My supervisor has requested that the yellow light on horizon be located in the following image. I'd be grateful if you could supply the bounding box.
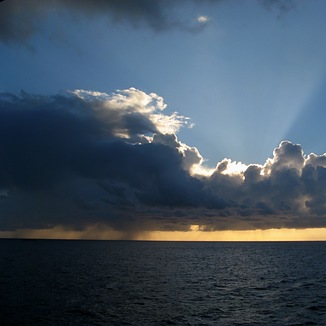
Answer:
[0,226,326,241]
[145,228,326,241]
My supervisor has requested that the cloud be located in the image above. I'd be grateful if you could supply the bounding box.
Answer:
[0,88,221,233]
[0,0,296,45]
[0,0,208,44]
[197,15,210,24]
[1,88,326,236]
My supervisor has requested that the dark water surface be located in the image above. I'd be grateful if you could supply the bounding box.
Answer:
[1,240,326,325]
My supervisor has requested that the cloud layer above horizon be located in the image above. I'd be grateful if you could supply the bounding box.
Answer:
[1,88,326,235]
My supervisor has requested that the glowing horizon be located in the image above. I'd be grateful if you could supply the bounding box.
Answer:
[1,226,326,242]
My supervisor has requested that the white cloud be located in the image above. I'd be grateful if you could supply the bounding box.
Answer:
[197,15,209,24]
[72,87,191,137]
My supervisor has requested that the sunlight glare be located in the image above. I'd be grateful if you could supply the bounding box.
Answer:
[1,226,326,242]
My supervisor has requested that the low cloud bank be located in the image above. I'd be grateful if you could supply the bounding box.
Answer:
[0,88,326,234]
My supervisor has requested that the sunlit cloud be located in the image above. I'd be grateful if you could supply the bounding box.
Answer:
[72,87,191,136]
[1,89,326,239]
[196,15,210,24]
[215,159,248,177]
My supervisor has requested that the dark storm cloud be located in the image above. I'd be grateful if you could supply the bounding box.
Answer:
[0,89,227,232]
[1,89,326,234]
[0,89,178,192]
[0,0,296,44]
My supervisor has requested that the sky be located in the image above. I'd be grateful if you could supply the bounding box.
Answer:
[1,0,326,240]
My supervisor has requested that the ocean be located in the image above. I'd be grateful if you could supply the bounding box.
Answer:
[1,239,326,325]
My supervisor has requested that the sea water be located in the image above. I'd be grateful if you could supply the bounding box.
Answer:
[1,239,326,325]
